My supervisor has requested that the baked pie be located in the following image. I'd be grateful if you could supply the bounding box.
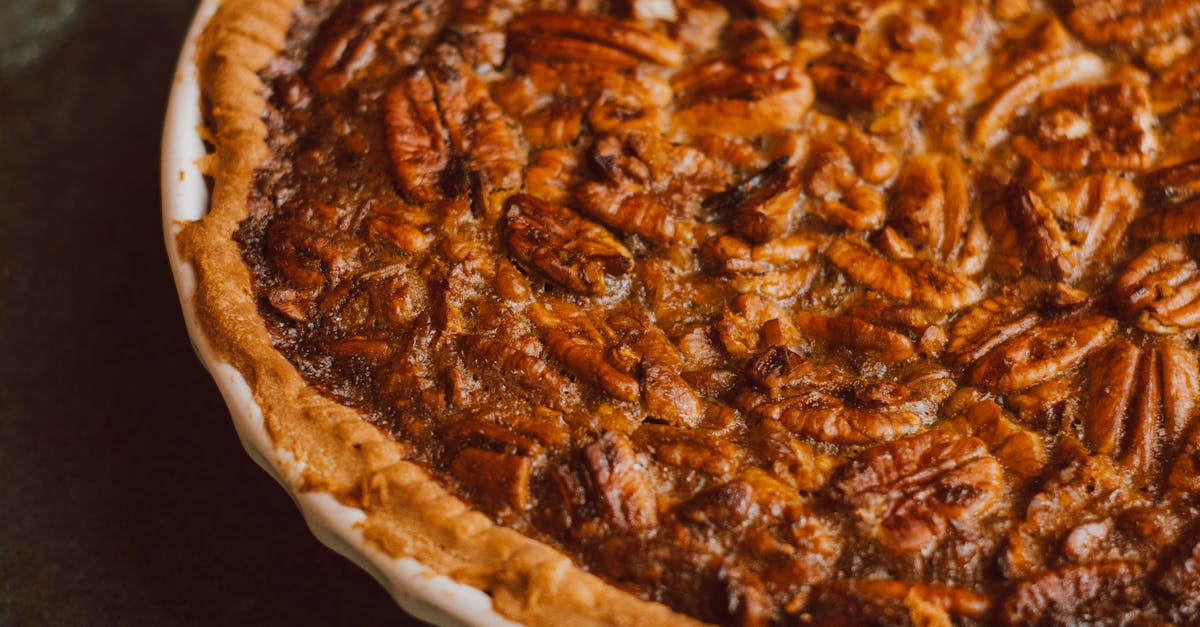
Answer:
[180,0,1200,624]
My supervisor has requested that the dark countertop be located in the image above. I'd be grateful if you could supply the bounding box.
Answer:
[0,1,423,624]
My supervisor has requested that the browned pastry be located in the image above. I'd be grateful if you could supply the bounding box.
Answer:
[181,0,1200,624]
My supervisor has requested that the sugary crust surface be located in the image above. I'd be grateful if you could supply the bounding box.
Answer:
[176,1,707,624]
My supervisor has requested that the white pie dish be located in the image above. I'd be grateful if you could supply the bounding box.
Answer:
[160,2,519,625]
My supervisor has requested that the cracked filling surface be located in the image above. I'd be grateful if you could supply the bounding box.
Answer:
[237,0,1200,624]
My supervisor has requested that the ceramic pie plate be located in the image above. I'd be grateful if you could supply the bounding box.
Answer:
[161,2,520,625]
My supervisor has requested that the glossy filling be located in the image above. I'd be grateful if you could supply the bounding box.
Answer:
[238,0,1200,624]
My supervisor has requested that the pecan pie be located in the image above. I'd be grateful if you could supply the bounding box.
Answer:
[180,0,1200,624]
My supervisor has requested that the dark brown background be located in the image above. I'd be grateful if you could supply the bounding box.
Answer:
[0,1,423,624]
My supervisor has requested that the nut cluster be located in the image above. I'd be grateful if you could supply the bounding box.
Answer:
[245,0,1200,624]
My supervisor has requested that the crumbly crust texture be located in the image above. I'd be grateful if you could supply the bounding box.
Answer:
[178,1,706,625]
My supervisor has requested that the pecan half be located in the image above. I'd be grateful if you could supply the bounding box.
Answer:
[546,328,640,402]
[704,233,821,299]
[750,386,924,445]
[1111,242,1200,333]
[504,193,633,295]
[748,367,946,446]
[1060,174,1140,279]
[428,65,524,193]
[632,325,704,427]
[444,416,545,456]
[575,431,659,531]
[710,158,804,244]
[1146,157,1200,205]
[807,50,900,111]
[889,154,980,269]
[1001,175,1142,285]
[376,318,444,411]
[987,15,1075,91]
[1058,505,1185,566]
[385,69,449,203]
[1001,440,1145,577]
[750,418,837,491]
[460,334,570,397]
[634,423,746,478]
[940,400,1047,479]
[518,99,586,148]
[844,299,949,357]
[445,418,544,512]
[826,236,912,297]
[1142,159,1200,239]
[744,345,810,395]
[974,52,1107,150]
[508,11,683,68]
[1168,421,1200,495]
[1000,562,1149,627]
[1064,0,1200,47]
[1012,82,1156,172]
[1004,182,1076,279]
[636,258,730,334]
[385,65,523,202]
[829,431,1003,553]
[435,0,516,68]
[576,132,728,245]
[364,214,430,255]
[307,2,419,94]
[678,469,840,590]
[524,149,579,204]
[805,145,887,232]
[826,237,982,312]
[794,313,916,364]
[450,447,534,512]
[1153,46,1200,113]
[264,216,358,290]
[944,286,1045,367]
[965,315,1115,394]
[716,293,802,358]
[804,115,899,232]
[323,336,392,359]
[531,300,641,402]
[1084,339,1200,483]
[674,54,814,137]
[266,288,311,322]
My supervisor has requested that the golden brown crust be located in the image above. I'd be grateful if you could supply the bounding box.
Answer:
[176,1,708,624]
